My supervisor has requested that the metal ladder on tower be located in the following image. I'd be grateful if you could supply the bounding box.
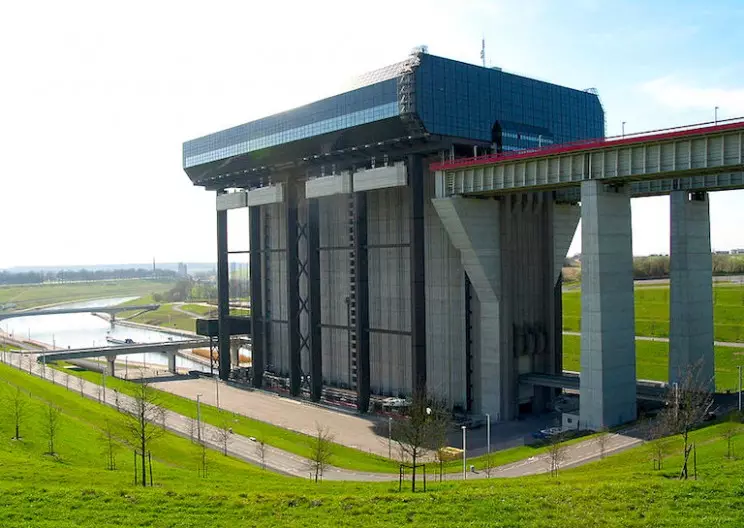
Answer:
[347,194,358,390]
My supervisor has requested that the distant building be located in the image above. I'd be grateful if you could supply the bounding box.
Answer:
[731,249,744,255]
[177,262,189,277]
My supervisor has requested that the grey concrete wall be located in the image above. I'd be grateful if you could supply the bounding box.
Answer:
[432,193,558,419]
[318,193,352,387]
[579,180,636,430]
[367,186,411,396]
[669,191,714,389]
[424,165,466,408]
[264,201,288,375]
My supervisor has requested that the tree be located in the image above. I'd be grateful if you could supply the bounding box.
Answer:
[547,433,568,477]
[648,420,670,471]
[122,379,164,487]
[307,423,334,483]
[720,412,741,460]
[45,402,62,456]
[212,413,232,456]
[391,392,451,492]
[10,386,27,440]
[255,437,267,470]
[663,361,714,480]
[101,419,118,470]
[595,427,610,460]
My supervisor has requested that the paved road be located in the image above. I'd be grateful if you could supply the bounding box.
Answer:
[0,351,645,482]
[563,331,744,348]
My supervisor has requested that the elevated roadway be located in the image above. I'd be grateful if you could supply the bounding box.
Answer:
[519,372,667,402]
[0,304,160,321]
[37,339,212,375]
[432,117,744,197]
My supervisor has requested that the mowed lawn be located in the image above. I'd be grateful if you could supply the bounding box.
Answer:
[3,362,744,526]
[564,283,744,342]
[562,334,743,392]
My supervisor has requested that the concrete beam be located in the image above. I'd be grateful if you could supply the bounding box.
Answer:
[579,180,637,430]
[669,191,715,389]
[106,356,116,377]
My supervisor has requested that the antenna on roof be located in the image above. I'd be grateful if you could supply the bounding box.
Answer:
[480,38,486,67]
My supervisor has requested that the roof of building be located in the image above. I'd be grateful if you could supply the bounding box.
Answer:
[183,52,604,189]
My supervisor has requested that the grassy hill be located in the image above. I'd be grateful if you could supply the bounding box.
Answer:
[3,362,744,526]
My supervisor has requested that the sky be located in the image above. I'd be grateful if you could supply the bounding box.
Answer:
[1,0,743,268]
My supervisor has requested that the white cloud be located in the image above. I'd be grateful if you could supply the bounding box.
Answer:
[641,77,744,115]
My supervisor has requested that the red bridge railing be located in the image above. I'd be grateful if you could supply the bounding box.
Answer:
[430,116,744,172]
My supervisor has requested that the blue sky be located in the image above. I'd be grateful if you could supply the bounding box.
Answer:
[1,0,743,267]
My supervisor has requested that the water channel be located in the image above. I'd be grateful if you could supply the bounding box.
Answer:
[0,297,209,372]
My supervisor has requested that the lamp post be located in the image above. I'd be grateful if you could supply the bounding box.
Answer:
[715,106,719,125]
[461,425,467,480]
[738,365,742,412]
[196,394,203,444]
[485,413,491,478]
[621,121,626,138]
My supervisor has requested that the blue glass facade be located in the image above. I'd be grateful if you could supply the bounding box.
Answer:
[183,53,604,177]
[184,79,399,168]
[415,54,604,150]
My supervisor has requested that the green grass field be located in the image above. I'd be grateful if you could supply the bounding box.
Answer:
[2,362,744,526]
[181,303,215,316]
[564,283,744,342]
[0,279,174,311]
[117,296,197,333]
[563,334,744,392]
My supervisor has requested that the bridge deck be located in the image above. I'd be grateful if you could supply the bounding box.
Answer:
[37,339,212,362]
[0,305,160,321]
[432,117,744,197]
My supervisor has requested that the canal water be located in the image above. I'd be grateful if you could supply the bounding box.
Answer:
[0,297,208,371]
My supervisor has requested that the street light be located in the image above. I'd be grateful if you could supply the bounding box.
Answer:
[215,377,220,410]
[196,394,203,444]
[621,121,626,138]
[485,413,491,478]
[715,106,719,125]
[461,425,467,481]
[738,365,742,412]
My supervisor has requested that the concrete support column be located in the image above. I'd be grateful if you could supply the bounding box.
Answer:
[249,206,264,389]
[167,351,176,374]
[669,191,714,389]
[354,191,371,412]
[308,198,323,402]
[216,199,231,381]
[285,180,302,396]
[579,180,636,430]
[106,356,116,377]
[409,155,427,397]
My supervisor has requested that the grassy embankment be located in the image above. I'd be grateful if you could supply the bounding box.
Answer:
[115,295,197,333]
[0,279,174,311]
[47,361,573,474]
[2,361,744,526]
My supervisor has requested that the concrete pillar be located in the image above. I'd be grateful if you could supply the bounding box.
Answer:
[669,191,714,389]
[432,196,502,418]
[106,356,116,377]
[579,180,637,430]
[167,351,177,374]
[230,339,239,367]
[216,197,231,381]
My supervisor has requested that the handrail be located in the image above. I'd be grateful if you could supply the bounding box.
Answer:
[431,116,744,171]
